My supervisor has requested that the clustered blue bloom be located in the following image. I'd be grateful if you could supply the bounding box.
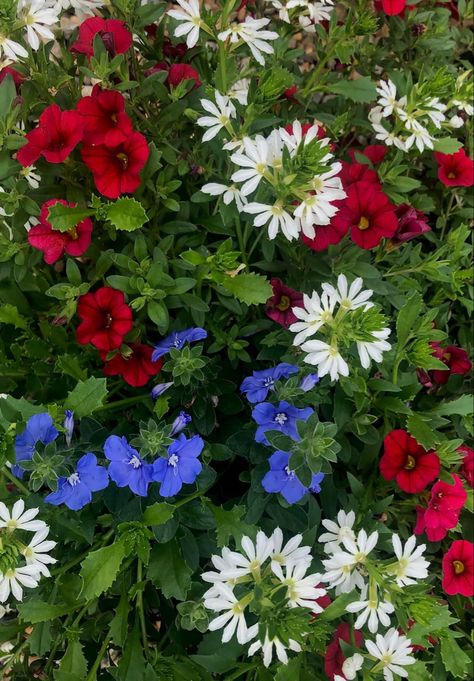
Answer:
[252,401,313,445]
[13,412,59,478]
[153,434,204,497]
[45,453,109,511]
[262,451,324,504]
[240,363,299,403]
[151,327,207,361]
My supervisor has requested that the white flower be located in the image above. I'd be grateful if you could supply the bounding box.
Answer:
[376,80,400,117]
[279,119,322,155]
[275,561,326,610]
[197,92,236,142]
[322,275,373,311]
[21,527,57,577]
[306,1,333,23]
[290,291,336,345]
[0,500,47,533]
[0,35,28,61]
[231,136,270,196]
[424,97,446,128]
[449,114,464,128]
[218,17,278,66]
[299,340,349,381]
[209,532,274,581]
[293,192,339,236]
[17,0,59,51]
[243,201,299,241]
[391,535,429,587]
[341,529,379,565]
[205,583,258,644]
[21,165,41,189]
[227,78,250,106]
[0,564,41,602]
[453,98,473,116]
[319,509,356,553]
[310,163,346,202]
[270,528,312,574]
[201,182,247,211]
[53,0,105,15]
[405,124,434,153]
[340,653,364,680]
[357,328,391,370]
[365,628,415,681]
[248,631,301,667]
[321,552,366,594]
[0,604,11,620]
[346,588,395,633]
[167,0,202,49]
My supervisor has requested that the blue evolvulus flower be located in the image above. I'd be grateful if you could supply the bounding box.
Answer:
[251,401,313,445]
[262,450,324,504]
[151,328,207,361]
[104,435,154,497]
[152,433,204,497]
[45,453,109,511]
[14,413,59,478]
[240,363,299,403]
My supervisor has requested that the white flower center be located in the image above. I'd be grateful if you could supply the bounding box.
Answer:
[67,472,80,486]
[129,455,142,469]
[284,465,295,479]
[6,520,18,530]
[218,114,229,125]
[274,412,288,425]
[168,454,179,468]
[263,377,274,387]
[328,347,339,358]
[255,162,267,175]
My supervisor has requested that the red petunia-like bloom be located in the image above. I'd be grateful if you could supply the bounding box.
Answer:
[442,540,474,597]
[76,85,133,147]
[390,204,431,245]
[348,144,388,166]
[428,342,472,386]
[302,211,349,252]
[331,181,398,249]
[265,278,304,328]
[459,445,474,489]
[324,623,364,680]
[17,104,84,167]
[0,64,25,89]
[414,474,467,542]
[71,17,132,58]
[162,39,188,59]
[76,287,133,351]
[168,63,201,88]
[379,0,407,14]
[434,148,474,187]
[28,199,93,265]
[81,131,149,199]
[380,429,440,494]
[339,160,380,189]
[101,344,164,387]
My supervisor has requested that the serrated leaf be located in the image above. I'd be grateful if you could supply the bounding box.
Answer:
[275,656,301,680]
[440,636,470,678]
[427,395,473,417]
[207,504,256,548]
[396,291,422,349]
[17,600,76,624]
[0,303,28,329]
[79,540,126,600]
[147,540,192,600]
[433,138,463,154]
[407,661,431,681]
[47,203,94,232]
[326,76,377,102]
[406,413,439,450]
[220,273,272,305]
[65,377,107,418]
[143,502,175,526]
[54,640,88,681]
[106,198,148,232]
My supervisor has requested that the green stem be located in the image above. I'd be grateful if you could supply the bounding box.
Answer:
[1,467,29,495]
[137,559,149,660]
[85,637,109,681]
[94,394,151,413]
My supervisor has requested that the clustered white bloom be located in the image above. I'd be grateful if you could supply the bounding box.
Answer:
[197,91,237,142]
[0,0,64,60]
[266,0,334,33]
[0,500,56,603]
[202,527,325,667]
[366,629,416,681]
[218,17,278,66]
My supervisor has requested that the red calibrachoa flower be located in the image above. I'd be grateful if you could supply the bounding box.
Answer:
[101,344,164,387]
[330,181,398,249]
[17,104,84,167]
[376,0,407,14]
[168,63,201,88]
[71,17,132,58]
[302,214,349,251]
[0,64,25,89]
[76,287,133,351]
[28,199,93,265]
[76,85,133,147]
[380,429,440,493]
[442,540,474,597]
[459,445,474,488]
[81,131,149,199]
[429,342,472,386]
[389,204,431,245]
[434,148,474,187]
[324,623,363,680]
[414,474,467,542]
[265,278,303,328]
[339,160,380,189]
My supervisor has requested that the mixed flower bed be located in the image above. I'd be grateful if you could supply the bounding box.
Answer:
[0,0,473,679]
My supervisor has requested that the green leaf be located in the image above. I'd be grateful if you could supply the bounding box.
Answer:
[0,303,28,329]
[65,377,108,418]
[220,273,272,305]
[318,591,359,622]
[396,291,423,349]
[427,395,473,417]
[105,198,148,232]
[407,661,431,681]
[55,354,87,382]
[147,300,169,331]
[208,504,256,548]
[433,138,463,154]
[54,640,88,681]
[147,540,192,600]
[109,591,129,646]
[406,413,439,450]
[79,540,126,600]
[17,600,76,624]
[440,636,470,678]
[0,75,17,118]
[326,76,377,102]
[115,623,146,681]
[275,656,301,680]
[46,203,94,232]
[143,502,175,526]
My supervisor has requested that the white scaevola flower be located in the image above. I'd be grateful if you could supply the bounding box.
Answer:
[310,163,346,202]
[279,120,322,155]
[336,653,364,680]
[449,114,464,128]
[201,546,244,587]
[365,628,415,681]
[270,528,312,575]
[321,551,366,594]
[346,587,395,633]
[290,291,336,345]
[227,78,250,106]
[205,582,258,644]
[201,182,247,211]
[0,35,28,61]
[167,0,202,49]
[211,531,274,581]
[424,97,446,128]
[275,561,326,610]
[299,340,349,381]
[453,98,473,116]
[53,0,105,15]
[21,165,41,189]
[391,534,429,587]
[322,274,373,311]
[372,122,407,151]
[197,92,236,142]
[231,136,270,196]
[218,17,278,66]
[405,124,434,153]
[24,216,39,232]
[357,328,391,370]
[319,509,356,553]
[243,201,299,241]
[376,80,401,117]
[21,527,57,577]
[0,500,47,533]
[293,193,339,236]
[306,1,333,23]
[17,0,59,51]
[248,631,302,667]
[0,564,41,602]
[341,529,379,565]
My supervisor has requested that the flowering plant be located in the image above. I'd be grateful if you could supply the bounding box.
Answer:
[0,0,472,679]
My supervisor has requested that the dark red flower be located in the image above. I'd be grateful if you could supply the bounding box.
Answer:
[414,474,467,542]
[427,342,472,386]
[302,213,349,252]
[81,131,149,199]
[101,344,163,387]
[380,429,440,494]
[168,63,201,88]
[265,278,303,328]
[76,85,133,147]
[459,445,474,489]
[434,148,474,187]
[71,17,132,58]
[17,104,83,167]
[339,160,380,189]
[324,623,363,680]
[76,286,133,351]
[162,39,188,59]
[390,203,431,245]
[283,85,299,101]
[442,540,474,597]
[312,584,331,618]
[348,145,388,166]
[28,199,92,265]
[0,64,25,89]
[331,181,398,249]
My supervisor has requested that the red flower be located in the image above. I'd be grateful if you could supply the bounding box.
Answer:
[283,85,299,102]
[442,540,474,597]
[168,63,201,88]
[324,623,363,680]
[28,199,92,265]
[76,287,133,351]
[434,148,474,187]
[162,39,188,59]
[81,131,149,199]
[428,342,472,386]
[312,584,331,617]
[380,429,440,493]
[379,0,407,14]
[101,344,163,387]
[265,278,303,328]
[17,104,83,167]
[339,160,380,189]
[459,445,474,489]
[302,213,349,252]
[348,145,388,166]
[390,204,431,245]
[0,64,25,89]
[71,17,132,58]
[331,181,398,249]
[414,474,467,542]
[76,85,133,147]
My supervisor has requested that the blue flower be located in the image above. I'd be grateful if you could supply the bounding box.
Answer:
[170,411,192,436]
[251,401,313,445]
[152,434,204,497]
[240,363,299,403]
[14,413,59,477]
[104,435,154,497]
[151,328,207,361]
[299,373,319,392]
[262,450,324,504]
[45,453,109,511]
[151,382,173,399]
[64,410,74,446]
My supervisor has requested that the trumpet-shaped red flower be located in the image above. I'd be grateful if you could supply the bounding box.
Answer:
[302,212,349,252]
[76,85,133,147]
[429,342,472,386]
[17,104,83,167]
[81,131,149,199]
[168,63,201,88]
[101,344,163,387]
[324,623,364,680]
[376,0,407,14]
[434,148,474,187]
[339,160,380,189]
[459,445,474,488]
[265,278,304,328]
[390,204,431,245]
[414,474,467,542]
[442,540,474,597]
[76,287,133,351]
[71,17,132,58]
[0,64,25,89]
[380,429,440,493]
[28,199,92,264]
